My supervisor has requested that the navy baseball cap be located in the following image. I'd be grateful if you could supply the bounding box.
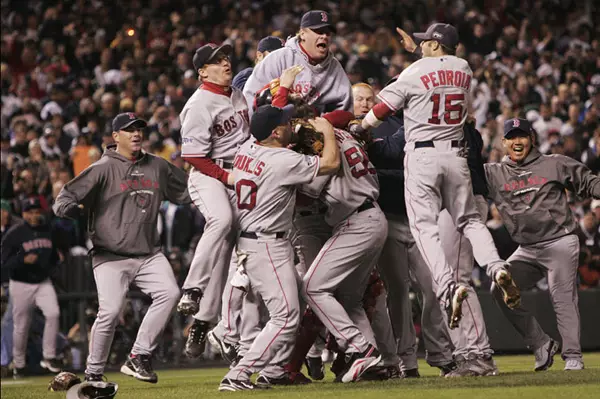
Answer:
[250,105,295,142]
[414,23,459,49]
[504,118,532,137]
[300,10,336,33]
[193,43,233,70]
[21,197,42,212]
[257,36,284,53]
[112,113,147,132]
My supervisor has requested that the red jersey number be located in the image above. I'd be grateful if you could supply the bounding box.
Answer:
[344,145,376,178]
[428,93,465,125]
[236,179,257,210]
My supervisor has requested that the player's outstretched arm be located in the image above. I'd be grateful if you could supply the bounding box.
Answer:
[559,156,600,198]
[309,117,340,176]
[52,165,101,219]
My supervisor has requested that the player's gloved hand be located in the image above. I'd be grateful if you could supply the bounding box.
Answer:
[348,121,371,145]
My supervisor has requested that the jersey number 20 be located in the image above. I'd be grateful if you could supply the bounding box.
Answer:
[344,146,376,178]
[236,179,257,210]
[428,93,464,125]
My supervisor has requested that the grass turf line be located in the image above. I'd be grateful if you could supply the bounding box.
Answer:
[1,354,599,399]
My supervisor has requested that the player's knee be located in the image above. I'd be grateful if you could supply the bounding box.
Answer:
[43,307,60,320]
[207,209,233,234]
[155,283,181,307]
[96,304,122,327]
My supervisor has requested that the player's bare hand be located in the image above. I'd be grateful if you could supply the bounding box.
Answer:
[396,28,417,53]
[280,65,304,89]
[309,117,334,136]
[226,174,235,186]
[24,253,38,264]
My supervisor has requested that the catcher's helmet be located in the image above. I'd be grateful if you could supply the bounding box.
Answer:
[67,381,119,399]
[253,83,274,110]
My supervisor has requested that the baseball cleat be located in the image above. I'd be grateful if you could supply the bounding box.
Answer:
[84,373,105,382]
[120,354,158,383]
[218,378,269,391]
[177,288,202,316]
[564,359,584,371]
[305,356,325,380]
[438,361,458,377]
[495,269,521,309]
[534,339,559,371]
[208,330,238,364]
[256,372,311,386]
[471,355,499,376]
[12,367,26,380]
[341,345,382,383]
[185,320,210,359]
[399,368,421,378]
[445,283,468,329]
[40,358,62,373]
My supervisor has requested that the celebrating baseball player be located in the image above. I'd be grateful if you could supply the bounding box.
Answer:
[1,198,62,378]
[178,43,251,357]
[358,82,457,378]
[485,118,600,371]
[53,113,190,383]
[359,23,520,329]
[299,118,386,383]
[218,105,339,391]
[243,10,353,115]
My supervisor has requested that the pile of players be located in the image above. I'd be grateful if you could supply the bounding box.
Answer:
[53,9,598,394]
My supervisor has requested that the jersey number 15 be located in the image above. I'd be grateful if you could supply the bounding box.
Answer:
[428,93,464,125]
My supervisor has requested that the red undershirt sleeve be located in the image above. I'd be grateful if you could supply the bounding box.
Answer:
[372,102,394,120]
[183,157,230,185]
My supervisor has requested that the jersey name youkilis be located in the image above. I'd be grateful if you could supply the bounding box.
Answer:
[233,140,320,233]
[180,86,250,163]
[301,129,379,226]
[378,55,473,143]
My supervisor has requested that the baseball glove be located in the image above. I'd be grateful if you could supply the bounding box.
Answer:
[291,118,324,156]
[48,371,81,391]
[347,118,371,146]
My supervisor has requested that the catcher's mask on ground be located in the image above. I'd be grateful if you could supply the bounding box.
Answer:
[67,381,119,399]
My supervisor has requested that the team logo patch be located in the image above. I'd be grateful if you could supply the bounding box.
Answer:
[127,112,136,120]
[433,32,443,39]
[513,119,520,128]
[207,43,218,49]
[321,12,328,22]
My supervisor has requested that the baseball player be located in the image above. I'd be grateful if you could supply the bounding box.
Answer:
[1,198,62,378]
[232,36,285,90]
[53,113,190,383]
[354,82,455,378]
[218,105,340,391]
[299,125,386,383]
[178,43,250,357]
[437,120,499,376]
[243,10,353,116]
[359,23,520,328]
[485,118,600,371]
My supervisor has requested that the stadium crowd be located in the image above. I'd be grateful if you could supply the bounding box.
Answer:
[1,0,599,374]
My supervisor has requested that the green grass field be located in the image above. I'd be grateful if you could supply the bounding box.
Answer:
[2,354,599,399]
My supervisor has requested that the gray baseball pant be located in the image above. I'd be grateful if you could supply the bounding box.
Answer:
[370,290,400,366]
[9,279,60,368]
[439,195,493,357]
[404,144,506,299]
[302,206,387,354]
[225,236,300,381]
[377,214,454,370]
[491,234,582,360]
[211,254,244,345]
[86,252,180,375]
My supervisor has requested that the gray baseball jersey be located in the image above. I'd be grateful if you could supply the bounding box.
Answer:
[180,85,250,162]
[225,140,318,382]
[378,56,472,143]
[301,129,379,226]
[234,140,319,232]
[243,37,353,115]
